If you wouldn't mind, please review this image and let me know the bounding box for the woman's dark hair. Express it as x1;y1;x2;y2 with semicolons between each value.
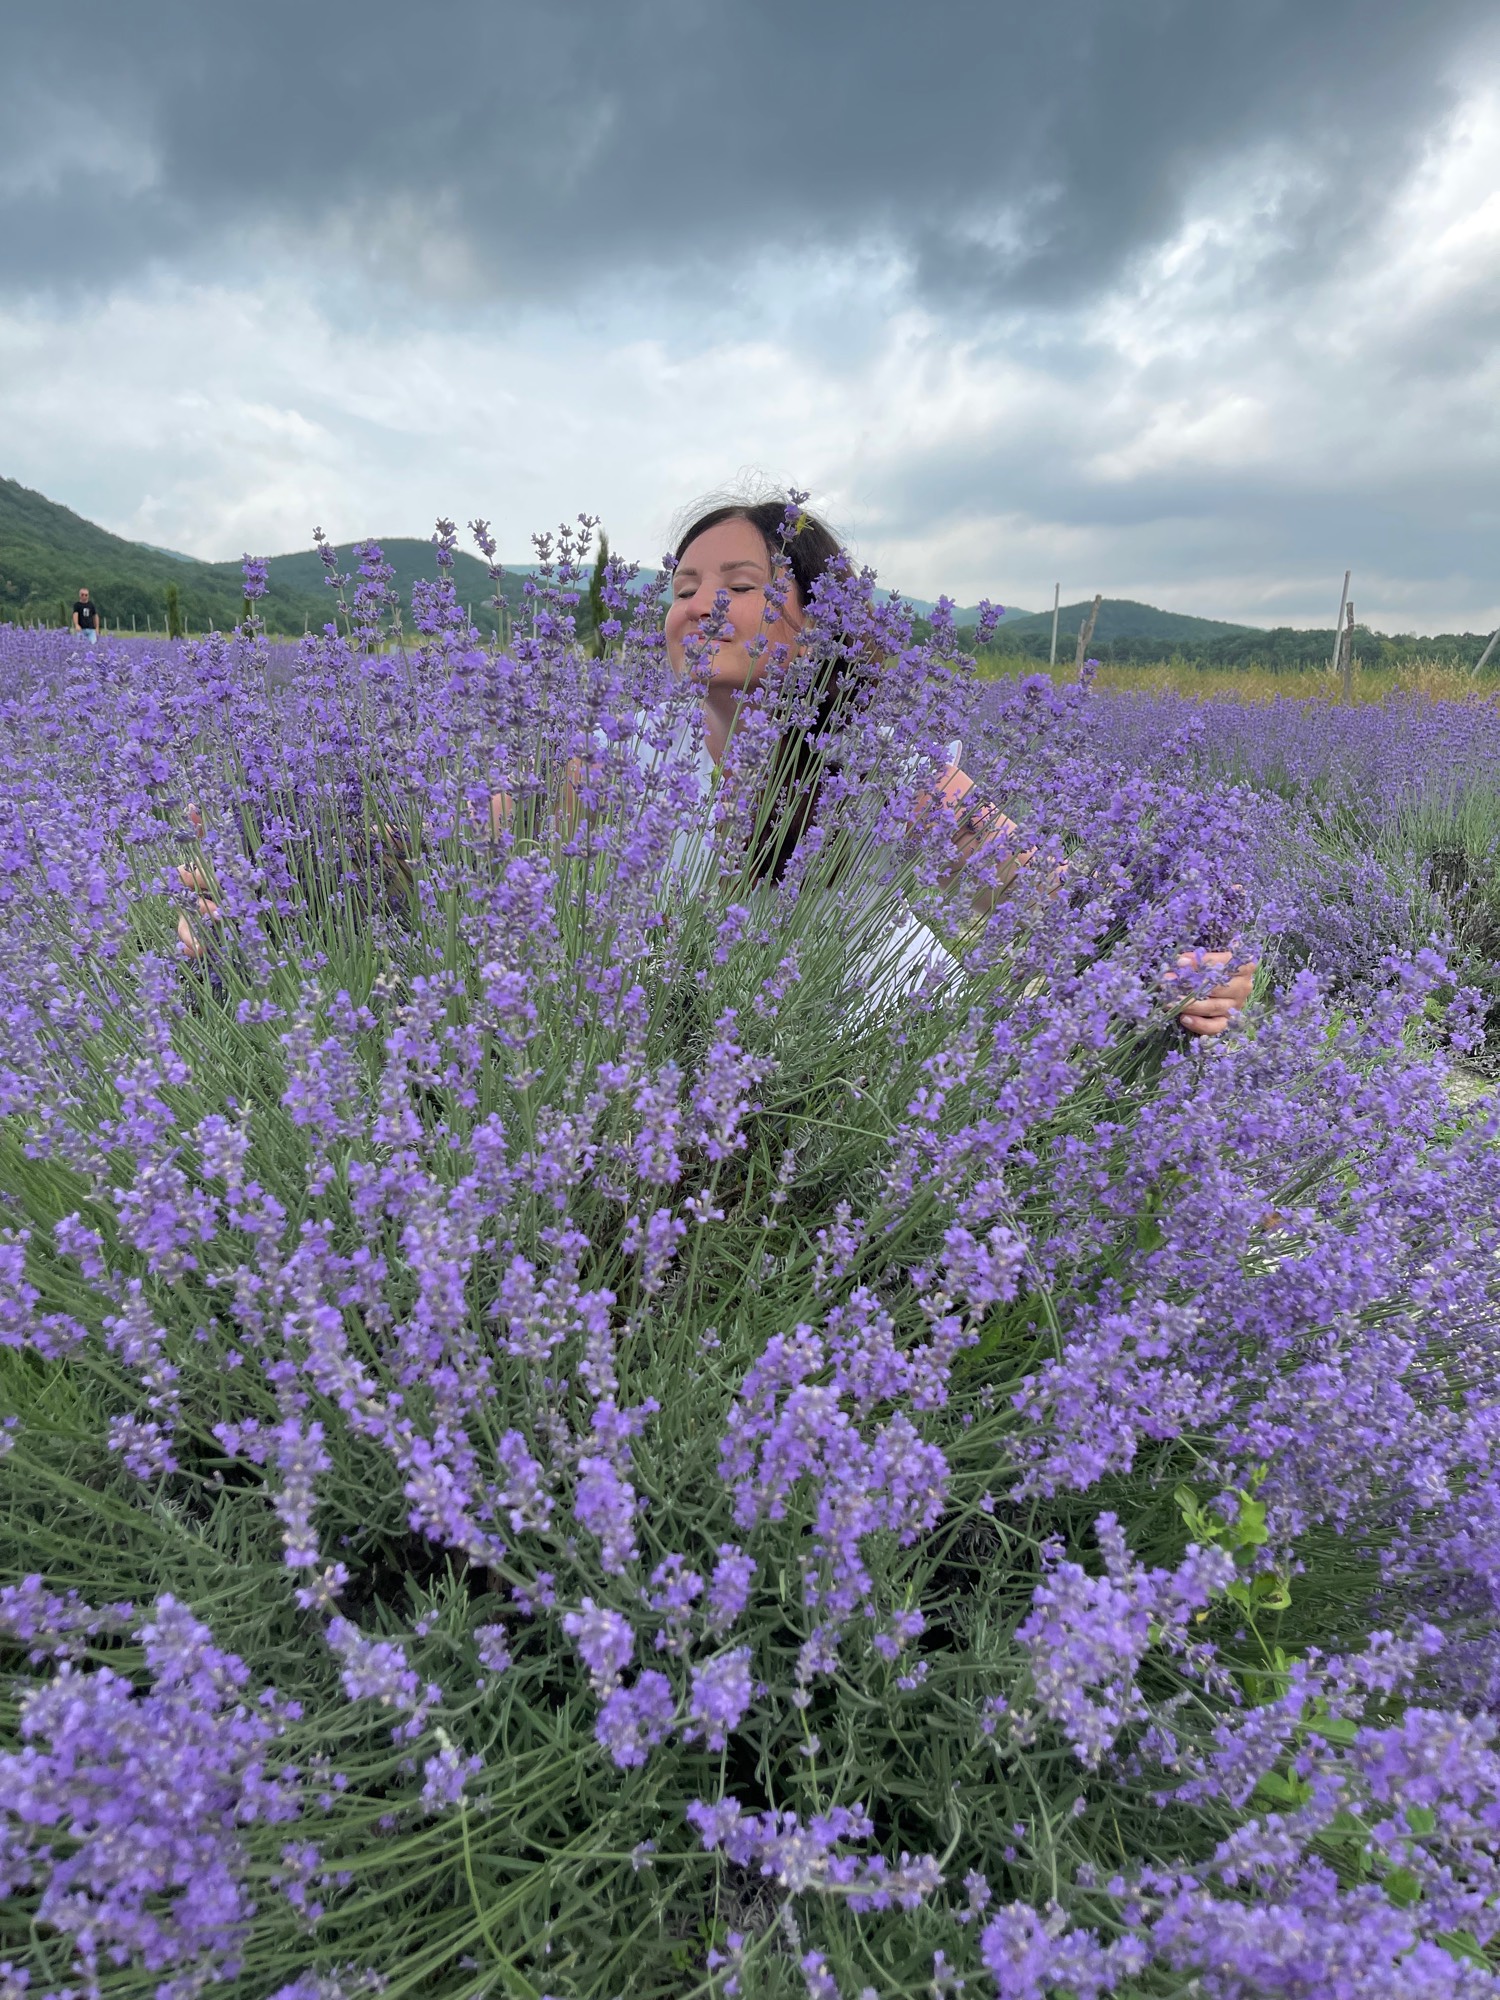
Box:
673;500;843;613
672;500;859;884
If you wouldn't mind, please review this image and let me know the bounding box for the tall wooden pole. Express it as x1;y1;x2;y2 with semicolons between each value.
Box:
1475;625;1500;674
1073;593;1102;677
1049;584;1060;666
1331;569;1350;671
1340;600;1356;702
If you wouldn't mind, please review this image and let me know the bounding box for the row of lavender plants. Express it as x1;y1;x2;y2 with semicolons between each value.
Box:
972;683;1500;1049
3;536;1500;1999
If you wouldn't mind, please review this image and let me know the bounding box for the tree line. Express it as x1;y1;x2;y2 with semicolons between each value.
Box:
958;622;1500;672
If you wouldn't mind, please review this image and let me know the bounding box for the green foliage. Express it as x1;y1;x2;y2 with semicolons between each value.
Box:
0;813;1203;1994
1176;1471;1293;1631
4;618;1499;1994
968;612;1500;675
586;529;610;657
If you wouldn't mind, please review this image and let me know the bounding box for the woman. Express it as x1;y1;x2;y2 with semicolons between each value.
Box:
662;497;1254;1036
180;497;1256;1036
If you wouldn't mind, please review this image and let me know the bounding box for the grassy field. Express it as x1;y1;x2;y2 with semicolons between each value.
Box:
973;649;1498;704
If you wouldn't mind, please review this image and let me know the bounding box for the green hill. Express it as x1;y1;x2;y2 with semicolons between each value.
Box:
237;541;528;638
0;475;331;633
0;479;534;637
20;474;1483;672
977;597;1256;653
893;594;1034;624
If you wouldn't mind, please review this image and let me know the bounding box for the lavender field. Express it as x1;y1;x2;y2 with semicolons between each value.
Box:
3;540;1500;2000
970;679;1500;1065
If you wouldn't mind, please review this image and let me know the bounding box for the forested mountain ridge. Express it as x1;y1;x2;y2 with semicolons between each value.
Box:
0;481;1244;649
0;478;529;635
249;541;527;635
0;475;328;632
4;475;1492;666
989;597;1254;647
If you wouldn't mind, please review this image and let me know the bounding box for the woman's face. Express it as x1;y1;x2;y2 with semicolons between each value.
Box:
665;516;804;688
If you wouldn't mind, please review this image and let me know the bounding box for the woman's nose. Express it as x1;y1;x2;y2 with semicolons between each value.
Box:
684;589;732;633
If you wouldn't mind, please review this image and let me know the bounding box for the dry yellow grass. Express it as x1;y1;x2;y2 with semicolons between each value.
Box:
973;652;1499;705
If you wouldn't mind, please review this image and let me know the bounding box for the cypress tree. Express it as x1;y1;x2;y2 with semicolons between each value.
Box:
588;531;610;659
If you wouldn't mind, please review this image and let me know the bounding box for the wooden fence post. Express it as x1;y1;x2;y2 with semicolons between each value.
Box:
1049;583;1060;667
1073;593;1102;677
1331;569;1350;671
1340;600;1356;702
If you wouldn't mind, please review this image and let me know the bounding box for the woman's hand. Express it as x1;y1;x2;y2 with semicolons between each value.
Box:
484;756;592;843
934;764;1021;861
927;770;1257;1033
1168;949;1257;1037
177;803;219;960
927;763;1032;911
176;864;220;959
176;808;412;960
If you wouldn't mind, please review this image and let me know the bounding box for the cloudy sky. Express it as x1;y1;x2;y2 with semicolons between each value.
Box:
4;0;1499;629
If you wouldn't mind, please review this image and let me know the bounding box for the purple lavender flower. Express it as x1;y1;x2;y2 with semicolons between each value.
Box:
106;1412;179;1480
0;1228;87;1357
325;1618;439;1739
595;1671;674;1768
495;1429;554;1532
0;1596;299;1994
267;1974;387;2000
420;1737;483;1812
685;1794;939;1904
647;1553;704;1655
685;1648;752;1750
0;1576;134;1660
473;1623;512;1675
573;1453;640;1574
704;1545;757;1637
979;1903;1146;1998
562;1598;635;1688
1017;1515;1234;1766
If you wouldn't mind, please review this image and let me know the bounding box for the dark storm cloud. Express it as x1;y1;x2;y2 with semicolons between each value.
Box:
4;0;1493;309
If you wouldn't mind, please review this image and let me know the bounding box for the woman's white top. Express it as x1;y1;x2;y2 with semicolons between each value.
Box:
628;711;961;1010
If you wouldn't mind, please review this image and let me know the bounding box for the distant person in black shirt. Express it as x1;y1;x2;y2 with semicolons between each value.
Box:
72;589;101;644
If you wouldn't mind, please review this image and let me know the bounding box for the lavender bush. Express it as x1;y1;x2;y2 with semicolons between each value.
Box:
3;529;1500;1999
974;684;1500;1041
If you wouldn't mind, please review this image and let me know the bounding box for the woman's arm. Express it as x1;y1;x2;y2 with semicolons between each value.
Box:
174;804;413;961
924;761;1032;911
932;763;1256;1036
487;754;597;842
176;804;218;960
